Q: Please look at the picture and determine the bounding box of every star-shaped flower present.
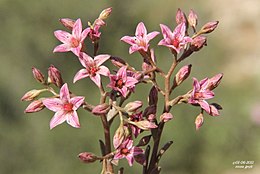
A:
[73,52,110,87]
[107,66,138,97]
[53,19,89,56]
[121,22,159,54]
[158,23,192,54]
[42,83,85,129]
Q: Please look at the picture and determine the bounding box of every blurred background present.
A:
[1,0,260,173]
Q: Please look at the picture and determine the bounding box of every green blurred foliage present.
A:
[1,0,260,174]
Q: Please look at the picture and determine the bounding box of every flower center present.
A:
[63,103,73,111]
[90,66,99,76]
[70,37,80,48]
[116,78,124,89]
[194,92,203,99]
[172,38,179,48]
[121,148,130,155]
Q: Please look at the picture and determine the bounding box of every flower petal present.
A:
[118,66,127,81]
[81,28,90,42]
[98,66,110,76]
[126,155,134,166]
[120,36,136,45]
[53,44,70,53]
[50,111,67,129]
[125,77,138,87]
[146,31,160,42]
[60,83,70,103]
[79,52,94,67]
[174,23,186,40]
[135,22,147,37]
[129,45,140,54]
[73,69,89,83]
[94,54,110,66]
[66,111,80,128]
[90,74,101,87]
[72,19,82,39]
[159,24,173,39]
[42,98,63,112]
[198,100,210,113]
[54,30,71,44]
[70,96,85,109]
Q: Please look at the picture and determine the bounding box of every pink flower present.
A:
[73,53,110,87]
[114,138,144,166]
[42,83,85,129]
[88,25,102,43]
[107,66,138,97]
[121,22,159,54]
[188,77,214,113]
[128,112,143,138]
[158,23,192,54]
[53,19,89,56]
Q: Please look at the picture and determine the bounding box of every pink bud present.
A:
[92,103,110,115]
[124,101,143,114]
[176,8,187,25]
[48,65,63,88]
[24,100,45,113]
[21,89,43,101]
[98,7,112,20]
[195,113,204,130]
[190,36,207,52]
[32,67,45,84]
[59,18,75,31]
[110,56,126,68]
[78,152,98,163]
[207,73,223,90]
[160,112,173,122]
[200,21,219,34]
[134,120,157,130]
[93,18,105,27]
[113,125,130,149]
[188,9,198,28]
[174,64,192,86]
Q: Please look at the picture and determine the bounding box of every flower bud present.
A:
[195,113,204,130]
[48,65,64,88]
[110,56,126,68]
[59,18,75,30]
[78,152,98,163]
[98,7,112,20]
[24,100,45,113]
[136,135,152,147]
[32,67,45,84]
[143,105,157,118]
[207,73,223,90]
[190,36,207,52]
[200,21,219,34]
[174,64,192,86]
[188,9,198,28]
[92,103,110,115]
[133,120,157,130]
[113,125,130,149]
[148,86,158,106]
[160,112,173,122]
[21,89,43,101]
[93,18,105,27]
[134,153,146,165]
[176,8,187,25]
[124,101,143,114]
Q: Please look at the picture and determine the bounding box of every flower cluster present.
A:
[21,7,222,174]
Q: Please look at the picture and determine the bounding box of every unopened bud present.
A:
[136,135,152,147]
[98,7,112,20]
[190,36,207,52]
[124,101,143,114]
[21,89,44,101]
[207,73,223,90]
[59,18,75,30]
[134,153,146,165]
[92,103,110,115]
[48,65,63,88]
[24,100,45,113]
[143,105,157,118]
[176,8,187,25]
[195,113,204,130]
[110,56,126,68]
[188,9,198,28]
[174,64,192,86]
[113,125,130,149]
[133,120,157,130]
[200,21,219,34]
[208,103,222,116]
[148,86,158,106]
[78,152,98,163]
[93,18,105,27]
[32,67,45,84]
[160,112,174,122]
